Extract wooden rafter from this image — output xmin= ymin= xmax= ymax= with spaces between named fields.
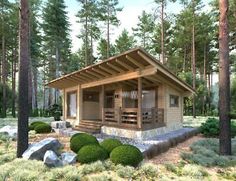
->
xmin=92 ymin=68 xmax=110 ymax=77
xmin=86 ymin=70 xmax=104 ymax=79
xmin=73 ymin=74 xmax=90 ymax=82
xmin=80 ymin=72 xmax=96 ymax=80
xmin=99 ymin=65 xmax=118 ymax=75
xmin=126 ymin=55 xmax=145 ymax=69
xmin=81 ymin=67 xmax=156 ymax=89
xmin=106 ymin=62 xmax=125 ymax=73
xmin=116 ymin=59 xmax=135 ymax=71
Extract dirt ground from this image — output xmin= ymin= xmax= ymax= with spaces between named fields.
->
xmin=150 ymin=135 xmax=205 ymax=164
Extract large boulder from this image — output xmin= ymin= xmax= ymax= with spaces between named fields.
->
xmin=0 ymin=125 xmax=17 ymax=139
xmin=22 ymin=137 xmax=62 ymax=160
xmin=43 ymin=150 xmax=63 ymax=167
xmin=61 ymin=152 xmax=77 ymax=165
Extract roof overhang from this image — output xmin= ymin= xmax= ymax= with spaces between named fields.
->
xmin=46 ymin=47 xmax=195 ymax=94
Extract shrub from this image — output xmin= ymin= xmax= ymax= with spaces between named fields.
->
xmin=181 ymin=139 xmax=236 ymax=167
xmin=100 ymin=138 xmax=122 ymax=154
xmin=29 ymin=121 xmax=47 ymax=131
xmin=200 ymin=118 xmax=236 ymax=137
xmin=70 ymin=133 xmax=99 ymax=153
xmin=110 ymin=144 xmax=143 ymax=167
xmin=34 ymin=124 xmax=52 ymax=134
xmin=77 ymin=145 xmax=108 ymax=164
xmin=116 ymin=164 xmax=135 ymax=178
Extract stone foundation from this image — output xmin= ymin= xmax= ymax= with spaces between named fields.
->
xmin=101 ymin=123 xmax=182 ymax=140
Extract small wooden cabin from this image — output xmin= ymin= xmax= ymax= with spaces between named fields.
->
xmin=47 ymin=48 xmax=194 ymax=140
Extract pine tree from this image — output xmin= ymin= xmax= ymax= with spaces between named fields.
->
xmin=17 ymin=0 xmax=29 ymax=158
xmin=76 ymin=0 xmax=101 ymax=65
xmin=132 ymin=11 xmax=154 ymax=50
xmin=115 ymin=29 xmax=136 ymax=53
xmin=98 ymin=0 xmax=122 ymax=58
xmin=42 ymin=0 xmax=71 ymax=104
xmin=219 ymin=0 xmax=231 ymax=155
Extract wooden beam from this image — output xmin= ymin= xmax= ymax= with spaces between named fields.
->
xmin=99 ymin=65 xmax=117 ymax=75
xmin=137 ymin=77 xmax=142 ymax=129
xmin=81 ymin=66 xmax=156 ymax=89
xmin=101 ymin=85 xmax=105 ymax=124
xmin=137 ymin=50 xmax=159 ymax=67
xmin=106 ymin=62 xmax=125 ymax=73
xmin=80 ymin=72 xmax=96 ymax=81
xmin=86 ymin=70 xmax=104 ymax=79
xmin=126 ymin=55 xmax=145 ymax=69
xmin=92 ymin=68 xmax=110 ymax=77
xmin=73 ymin=74 xmax=90 ymax=82
xmin=116 ymin=59 xmax=135 ymax=71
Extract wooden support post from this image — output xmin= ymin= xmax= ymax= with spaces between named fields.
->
xmin=138 ymin=77 xmax=142 ymax=129
xmin=62 ymin=89 xmax=65 ymax=121
xmin=77 ymin=85 xmax=83 ymax=125
xmin=101 ymin=85 xmax=105 ymax=124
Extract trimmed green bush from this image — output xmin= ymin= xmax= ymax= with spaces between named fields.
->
xmin=34 ymin=124 xmax=52 ymax=133
xmin=77 ymin=145 xmax=108 ymax=164
xmin=29 ymin=121 xmax=47 ymax=131
xmin=110 ymin=144 xmax=143 ymax=167
xmin=70 ymin=133 xmax=99 ymax=153
xmin=200 ymin=118 xmax=236 ymax=137
xmin=100 ymin=138 xmax=122 ymax=154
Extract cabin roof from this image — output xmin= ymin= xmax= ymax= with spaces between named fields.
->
xmin=46 ymin=47 xmax=194 ymax=93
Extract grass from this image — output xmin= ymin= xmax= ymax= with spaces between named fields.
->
xmin=181 ymin=138 xmax=236 ymax=167
xmin=1 ymin=116 xmax=236 ymax=180
xmin=0 ymin=117 xmax=54 ymax=128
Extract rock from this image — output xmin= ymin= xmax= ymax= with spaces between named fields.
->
xmin=0 ymin=125 xmax=17 ymax=139
xmin=61 ymin=152 xmax=77 ymax=165
xmin=51 ymin=121 xmax=71 ymax=129
xmin=22 ymin=137 xmax=62 ymax=160
xmin=43 ymin=150 xmax=63 ymax=167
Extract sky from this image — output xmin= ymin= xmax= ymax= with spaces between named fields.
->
xmin=65 ymin=0 xmax=184 ymax=52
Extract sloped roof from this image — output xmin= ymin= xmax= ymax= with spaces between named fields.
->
xmin=46 ymin=47 xmax=194 ymax=93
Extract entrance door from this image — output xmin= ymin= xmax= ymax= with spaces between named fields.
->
xmin=83 ymin=91 xmax=100 ymax=120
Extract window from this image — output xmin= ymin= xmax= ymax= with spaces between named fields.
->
xmin=170 ymin=95 xmax=179 ymax=107
xmin=67 ymin=91 xmax=77 ymax=118
xmin=104 ymin=91 xmax=114 ymax=108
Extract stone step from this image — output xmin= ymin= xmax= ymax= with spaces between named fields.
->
xmin=77 ymin=124 xmax=101 ymax=130
xmin=74 ymin=126 xmax=101 ymax=134
xmin=80 ymin=120 xmax=102 ymax=125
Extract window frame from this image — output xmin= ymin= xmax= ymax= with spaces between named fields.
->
xmin=169 ymin=94 xmax=179 ymax=107
xmin=66 ymin=90 xmax=77 ymax=119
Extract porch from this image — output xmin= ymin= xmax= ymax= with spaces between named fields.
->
xmin=103 ymin=107 xmax=164 ymax=130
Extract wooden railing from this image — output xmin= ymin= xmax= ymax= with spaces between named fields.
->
xmin=103 ymin=107 xmax=164 ymax=129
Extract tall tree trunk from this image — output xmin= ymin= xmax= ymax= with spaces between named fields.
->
xmin=32 ymin=67 xmax=38 ymax=109
xmin=183 ymin=46 xmax=186 ymax=72
xmin=28 ymin=61 xmax=32 ymax=115
xmin=2 ymin=35 xmax=6 ymax=118
xmin=11 ymin=48 xmax=17 ymax=118
xmin=160 ymin=0 xmax=165 ymax=64
xmin=192 ymin=0 xmax=196 ymax=118
xmin=85 ymin=0 xmax=88 ymax=65
xmin=219 ymin=0 xmax=231 ymax=155
xmin=17 ymin=0 xmax=29 ymax=158
xmin=202 ymin=44 xmax=207 ymax=115
xmin=55 ymin=46 xmax=60 ymax=104
xmin=107 ymin=5 xmax=110 ymax=58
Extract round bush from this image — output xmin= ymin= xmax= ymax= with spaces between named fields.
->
xmin=34 ymin=124 xmax=52 ymax=133
xmin=110 ymin=144 xmax=143 ymax=167
xmin=29 ymin=121 xmax=47 ymax=131
xmin=70 ymin=133 xmax=99 ymax=153
xmin=77 ymin=144 xmax=108 ymax=163
xmin=100 ymin=138 xmax=122 ymax=154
